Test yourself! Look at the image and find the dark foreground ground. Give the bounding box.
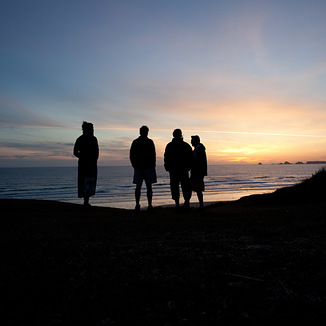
[1,197,326,325]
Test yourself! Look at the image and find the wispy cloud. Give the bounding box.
[1,0,326,166]
[0,96,64,128]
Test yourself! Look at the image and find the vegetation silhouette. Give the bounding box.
[239,168,326,204]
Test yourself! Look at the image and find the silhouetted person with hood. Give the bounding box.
[164,129,192,209]
[73,121,99,207]
[190,135,207,210]
[130,126,157,211]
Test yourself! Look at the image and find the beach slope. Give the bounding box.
[1,192,326,324]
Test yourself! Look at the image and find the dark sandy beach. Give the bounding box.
[1,195,326,325]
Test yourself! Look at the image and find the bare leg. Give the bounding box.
[146,182,153,208]
[135,184,141,205]
[197,191,204,209]
[135,182,142,211]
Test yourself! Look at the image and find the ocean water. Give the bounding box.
[0,164,324,209]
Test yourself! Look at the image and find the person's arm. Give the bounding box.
[129,140,136,168]
[95,138,99,161]
[151,140,156,167]
[164,144,170,171]
[73,138,80,158]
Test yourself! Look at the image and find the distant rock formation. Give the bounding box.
[307,161,326,164]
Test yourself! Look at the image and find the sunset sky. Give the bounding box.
[1,0,326,167]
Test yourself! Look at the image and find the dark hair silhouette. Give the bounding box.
[173,129,182,138]
[191,135,200,143]
[82,121,94,132]
[140,125,149,137]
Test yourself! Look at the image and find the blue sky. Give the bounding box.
[1,0,326,167]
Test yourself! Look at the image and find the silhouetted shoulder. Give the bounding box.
[130,136,156,170]
[164,139,192,172]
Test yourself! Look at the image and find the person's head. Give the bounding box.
[191,135,200,147]
[82,121,94,134]
[173,129,183,139]
[139,125,149,137]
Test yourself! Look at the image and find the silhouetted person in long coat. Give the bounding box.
[73,121,99,206]
[130,126,157,211]
[164,129,192,209]
[190,135,207,210]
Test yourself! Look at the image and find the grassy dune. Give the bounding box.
[1,171,326,325]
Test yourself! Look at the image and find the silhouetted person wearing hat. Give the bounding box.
[130,126,157,211]
[73,121,99,207]
[164,129,192,209]
[190,135,207,210]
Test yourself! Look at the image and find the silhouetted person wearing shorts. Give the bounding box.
[190,135,207,210]
[164,129,192,209]
[130,126,157,211]
[73,121,99,207]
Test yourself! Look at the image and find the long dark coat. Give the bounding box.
[73,133,99,198]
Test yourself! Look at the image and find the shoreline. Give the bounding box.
[2,163,324,211]
[55,188,277,210]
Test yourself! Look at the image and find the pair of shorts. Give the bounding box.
[133,168,157,185]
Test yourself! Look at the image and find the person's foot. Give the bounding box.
[135,204,140,212]
[182,202,190,210]
[147,205,153,212]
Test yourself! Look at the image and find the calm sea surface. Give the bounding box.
[0,164,324,209]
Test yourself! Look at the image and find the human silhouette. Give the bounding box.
[190,135,207,210]
[73,121,99,207]
[164,129,192,209]
[129,126,157,211]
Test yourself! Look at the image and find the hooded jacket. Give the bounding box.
[192,143,207,177]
